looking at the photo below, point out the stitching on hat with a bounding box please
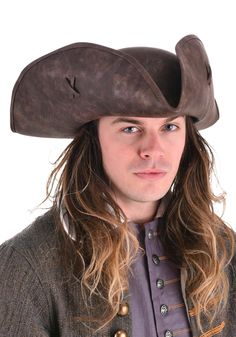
[65,76,81,98]
[206,64,212,85]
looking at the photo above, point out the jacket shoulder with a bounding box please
[0,210,59,336]
[0,210,59,263]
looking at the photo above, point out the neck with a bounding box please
[115,198,160,224]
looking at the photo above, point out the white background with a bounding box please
[0,0,235,243]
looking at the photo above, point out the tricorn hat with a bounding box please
[10,34,219,138]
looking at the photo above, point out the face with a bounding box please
[98,116,186,212]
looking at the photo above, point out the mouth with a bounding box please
[134,170,167,180]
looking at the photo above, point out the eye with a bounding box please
[122,126,140,133]
[163,123,179,132]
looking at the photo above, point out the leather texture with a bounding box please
[10,34,219,138]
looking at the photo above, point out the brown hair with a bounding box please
[46,117,235,332]
[162,118,235,331]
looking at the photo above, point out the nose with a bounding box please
[139,132,165,160]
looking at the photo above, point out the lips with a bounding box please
[134,170,167,180]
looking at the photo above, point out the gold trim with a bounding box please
[159,256,168,261]
[199,321,225,337]
[188,296,221,317]
[174,328,191,336]
[169,303,185,311]
[165,277,180,285]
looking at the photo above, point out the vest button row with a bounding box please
[114,329,128,337]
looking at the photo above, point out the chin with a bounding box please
[132,191,168,203]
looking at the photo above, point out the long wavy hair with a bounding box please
[46,117,235,332]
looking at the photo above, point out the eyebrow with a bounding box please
[111,116,183,125]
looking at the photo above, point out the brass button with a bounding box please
[118,302,129,316]
[114,329,128,337]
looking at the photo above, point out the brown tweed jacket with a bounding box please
[0,211,235,337]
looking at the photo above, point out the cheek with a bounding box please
[102,146,129,170]
[100,144,133,181]
[100,141,118,170]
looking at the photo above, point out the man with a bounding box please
[0,35,235,337]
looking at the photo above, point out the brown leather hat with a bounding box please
[10,34,219,138]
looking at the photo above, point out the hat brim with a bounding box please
[10,35,219,138]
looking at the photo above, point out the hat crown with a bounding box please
[120,46,181,108]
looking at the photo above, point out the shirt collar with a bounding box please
[61,191,172,241]
[154,191,172,219]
